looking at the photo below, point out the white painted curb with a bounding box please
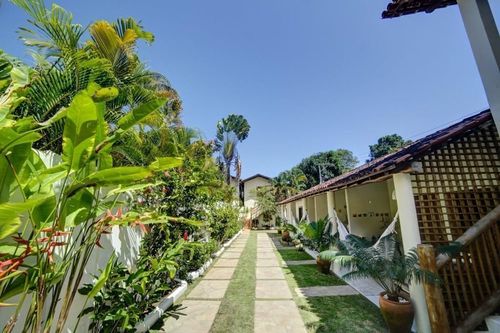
[188,229,243,281]
[135,279,188,332]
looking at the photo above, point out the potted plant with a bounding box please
[281,223,296,242]
[319,234,439,333]
[299,217,333,274]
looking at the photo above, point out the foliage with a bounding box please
[177,240,218,280]
[209,203,242,243]
[298,217,332,252]
[10,0,182,152]
[368,134,411,161]
[319,234,439,301]
[214,114,250,184]
[276,149,358,193]
[273,168,307,201]
[254,186,277,223]
[79,241,184,332]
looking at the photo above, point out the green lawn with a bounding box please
[278,249,314,261]
[209,232,256,333]
[283,264,346,287]
[297,295,387,333]
[283,263,386,333]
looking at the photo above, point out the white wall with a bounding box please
[346,183,393,239]
[0,151,144,333]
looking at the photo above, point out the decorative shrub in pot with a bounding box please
[319,234,439,333]
[298,217,333,274]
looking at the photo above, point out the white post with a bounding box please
[344,189,352,232]
[313,196,318,221]
[457,0,500,132]
[326,191,337,234]
[302,198,308,221]
[393,173,431,333]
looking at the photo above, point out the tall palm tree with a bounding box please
[11,0,181,152]
[215,114,250,184]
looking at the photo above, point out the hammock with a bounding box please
[331,210,399,246]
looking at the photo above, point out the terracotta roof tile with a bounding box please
[382,0,457,19]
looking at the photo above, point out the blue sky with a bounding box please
[1,0,497,178]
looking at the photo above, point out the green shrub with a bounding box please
[209,204,242,243]
[177,240,219,279]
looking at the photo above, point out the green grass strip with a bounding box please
[278,249,315,261]
[283,264,346,287]
[210,232,256,333]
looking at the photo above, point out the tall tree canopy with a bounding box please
[368,134,411,161]
[275,149,358,195]
[214,114,250,184]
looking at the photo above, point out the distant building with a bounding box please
[238,174,275,228]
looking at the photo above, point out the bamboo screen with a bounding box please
[411,121,500,328]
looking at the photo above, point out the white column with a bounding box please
[313,196,318,221]
[393,173,431,333]
[458,0,500,131]
[302,198,308,221]
[326,191,337,234]
[344,189,352,232]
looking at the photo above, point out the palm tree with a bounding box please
[11,0,181,152]
[215,114,250,184]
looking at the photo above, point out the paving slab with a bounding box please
[224,248,243,252]
[254,300,307,333]
[256,280,293,299]
[295,285,359,298]
[187,280,230,299]
[256,258,281,267]
[162,300,221,333]
[214,258,239,267]
[257,248,275,253]
[256,267,285,280]
[285,260,316,266]
[220,251,242,259]
[203,267,236,280]
[257,252,276,259]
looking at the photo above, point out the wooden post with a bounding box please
[417,244,451,333]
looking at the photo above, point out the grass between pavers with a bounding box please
[209,232,256,333]
[281,263,386,332]
[278,249,314,261]
[297,295,387,333]
[283,264,346,287]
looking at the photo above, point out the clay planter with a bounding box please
[316,256,331,274]
[282,230,290,242]
[379,292,414,333]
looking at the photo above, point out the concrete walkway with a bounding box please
[255,233,307,333]
[163,231,306,333]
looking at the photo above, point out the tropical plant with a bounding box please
[273,168,307,201]
[0,53,183,332]
[10,0,182,153]
[79,240,185,332]
[319,234,438,301]
[299,217,332,251]
[254,186,277,224]
[215,114,250,184]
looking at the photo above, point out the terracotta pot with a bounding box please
[316,256,331,274]
[379,292,414,333]
[282,230,290,242]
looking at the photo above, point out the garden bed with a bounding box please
[188,230,243,281]
[135,280,188,332]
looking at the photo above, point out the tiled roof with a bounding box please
[382,0,457,19]
[241,174,271,183]
[279,110,493,205]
